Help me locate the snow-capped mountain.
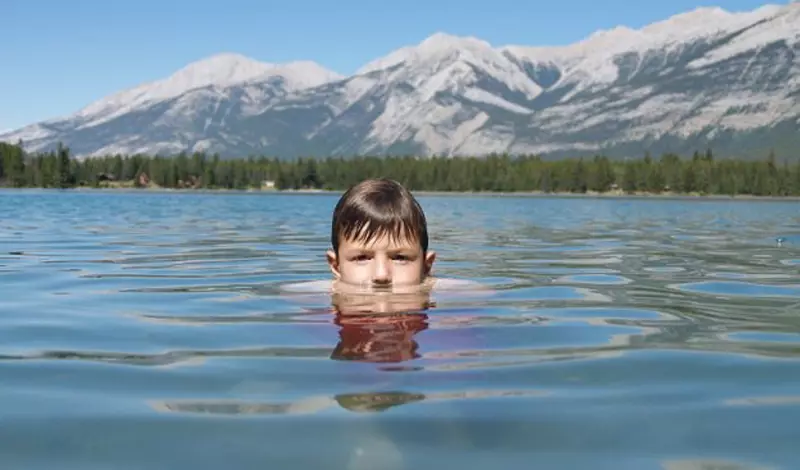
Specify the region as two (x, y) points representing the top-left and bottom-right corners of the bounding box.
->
(1, 53), (345, 157)
(3, 2), (799, 159)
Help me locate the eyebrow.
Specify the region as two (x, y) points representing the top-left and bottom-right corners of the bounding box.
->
(343, 246), (417, 255)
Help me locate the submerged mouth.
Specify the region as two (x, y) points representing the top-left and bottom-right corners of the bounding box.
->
(335, 279), (427, 295)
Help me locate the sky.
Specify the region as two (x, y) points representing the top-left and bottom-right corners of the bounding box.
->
(0, 0), (786, 131)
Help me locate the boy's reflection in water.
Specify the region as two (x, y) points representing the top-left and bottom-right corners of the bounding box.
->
(329, 289), (434, 363)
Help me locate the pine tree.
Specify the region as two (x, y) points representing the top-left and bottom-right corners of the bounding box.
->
(57, 143), (72, 188)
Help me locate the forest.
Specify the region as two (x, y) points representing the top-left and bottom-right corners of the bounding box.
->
(1, 141), (799, 196)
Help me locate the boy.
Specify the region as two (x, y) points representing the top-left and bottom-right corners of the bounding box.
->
(281, 178), (484, 304)
(326, 178), (436, 294)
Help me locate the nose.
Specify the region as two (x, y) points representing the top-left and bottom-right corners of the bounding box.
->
(372, 257), (391, 285)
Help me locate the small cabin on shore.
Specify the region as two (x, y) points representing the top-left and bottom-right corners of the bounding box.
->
(137, 172), (150, 187)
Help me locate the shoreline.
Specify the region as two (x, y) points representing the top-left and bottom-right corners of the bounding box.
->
(2, 185), (800, 201)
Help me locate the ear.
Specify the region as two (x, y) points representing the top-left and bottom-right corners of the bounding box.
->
(326, 249), (341, 279)
(423, 250), (436, 276)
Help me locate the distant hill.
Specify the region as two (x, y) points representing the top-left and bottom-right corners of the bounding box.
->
(2, 3), (799, 160)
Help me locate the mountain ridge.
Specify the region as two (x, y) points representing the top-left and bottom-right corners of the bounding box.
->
(2, 2), (799, 160)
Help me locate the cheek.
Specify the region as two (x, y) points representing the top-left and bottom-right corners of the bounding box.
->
(394, 262), (425, 282)
(339, 262), (369, 281)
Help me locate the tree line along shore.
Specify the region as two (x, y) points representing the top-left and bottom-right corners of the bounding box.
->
(1, 142), (799, 196)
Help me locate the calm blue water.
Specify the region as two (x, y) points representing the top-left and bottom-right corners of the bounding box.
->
(1, 189), (799, 469)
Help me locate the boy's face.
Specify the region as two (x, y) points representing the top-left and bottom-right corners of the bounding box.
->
(326, 232), (435, 291)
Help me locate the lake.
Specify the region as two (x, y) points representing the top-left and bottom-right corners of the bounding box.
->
(1, 189), (799, 470)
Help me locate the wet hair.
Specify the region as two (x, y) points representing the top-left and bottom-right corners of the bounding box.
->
(331, 178), (428, 254)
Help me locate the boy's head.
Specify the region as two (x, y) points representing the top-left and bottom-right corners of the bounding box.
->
(326, 178), (435, 290)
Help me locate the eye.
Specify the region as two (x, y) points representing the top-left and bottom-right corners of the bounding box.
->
(353, 254), (371, 262)
(393, 254), (411, 263)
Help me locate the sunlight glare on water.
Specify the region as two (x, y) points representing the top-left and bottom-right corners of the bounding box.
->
(1, 189), (799, 469)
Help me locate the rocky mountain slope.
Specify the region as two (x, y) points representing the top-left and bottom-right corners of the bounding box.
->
(2, 2), (799, 160)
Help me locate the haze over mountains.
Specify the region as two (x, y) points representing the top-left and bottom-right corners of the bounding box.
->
(2, 2), (799, 160)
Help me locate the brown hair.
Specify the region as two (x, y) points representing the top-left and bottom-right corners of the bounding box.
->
(331, 178), (428, 254)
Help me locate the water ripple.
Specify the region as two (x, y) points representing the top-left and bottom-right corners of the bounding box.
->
(2, 190), (800, 469)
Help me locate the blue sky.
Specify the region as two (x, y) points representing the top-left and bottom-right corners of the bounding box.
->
(1, 0), (784, 131)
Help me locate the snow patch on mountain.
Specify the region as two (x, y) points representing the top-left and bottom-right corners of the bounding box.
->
(463, 88), (532, 114)
(0, 123), (55, 145)
(350, 33), (547, 150)
(360, 33), (543, 100)
(688, 4), (798, 68)
(411, 107), (495, 156)
(502, 3), (786, 91)
(71, 53), (342, 130)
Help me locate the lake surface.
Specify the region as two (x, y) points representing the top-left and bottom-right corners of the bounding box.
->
(1, 189), (799, 470)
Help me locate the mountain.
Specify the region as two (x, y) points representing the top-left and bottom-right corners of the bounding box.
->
(2, 2), (799, 160)
(0, 53), (344, 158)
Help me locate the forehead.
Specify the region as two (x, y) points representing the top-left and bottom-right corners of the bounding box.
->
(338, 232), (422, 251)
